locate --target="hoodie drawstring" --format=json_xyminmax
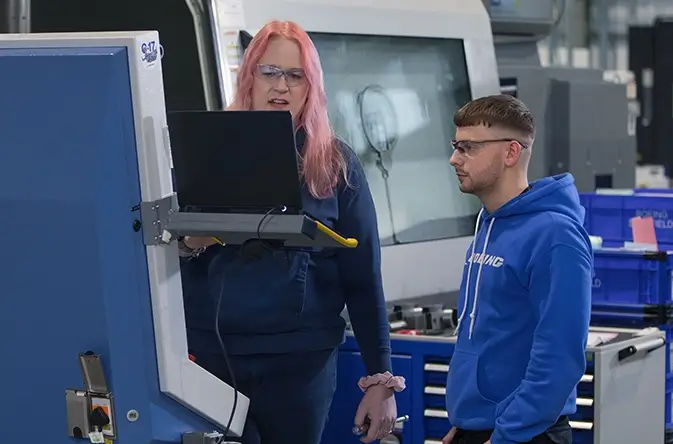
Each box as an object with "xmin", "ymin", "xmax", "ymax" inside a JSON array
[{"xmin": 454, "ymin": 209, "xmax": 496, "ymax": 339}]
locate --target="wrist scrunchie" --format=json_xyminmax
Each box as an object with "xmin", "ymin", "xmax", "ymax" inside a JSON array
[{"xmin": 357, "ymin": 371, "xmax": 406, "ymax": 392}]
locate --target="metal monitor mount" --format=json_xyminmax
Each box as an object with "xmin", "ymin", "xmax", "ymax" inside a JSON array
[{"xmin": 138, "ymin": 194, "xmax": 359, "ymax": 249}]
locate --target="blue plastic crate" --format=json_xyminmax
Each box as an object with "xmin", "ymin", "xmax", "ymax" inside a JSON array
[
  {"xmin": 581, "ymin": 192, "xmax": 673, "ymax": 247},
  {"xmin": 592, "ymin": 249, "xmax": 673, "ymax": 306}
]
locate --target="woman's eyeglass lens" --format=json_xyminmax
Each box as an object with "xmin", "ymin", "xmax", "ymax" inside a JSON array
[{"xmin": 255, "ymin": 64, "xmax": 305, "ymax": 87}]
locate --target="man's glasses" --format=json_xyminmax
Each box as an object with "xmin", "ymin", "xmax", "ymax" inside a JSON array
[
  {"xmin": 451, "ymin": 138, "xmax": 529, "ymax": 155},
  {"xmin": 254, "ymin": 64, "xmax": 306, "ymax": 87}
]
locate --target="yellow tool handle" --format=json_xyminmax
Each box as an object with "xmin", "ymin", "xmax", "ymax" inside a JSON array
[{"xmin": 315, "ymin": 220, "xmax": 358, "ymax": 248}]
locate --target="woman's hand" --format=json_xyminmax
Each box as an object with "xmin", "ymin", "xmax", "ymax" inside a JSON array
[
  {"xmin": 183, "ymin": 236, "xmax": 217, "ymax": 250},
  {"xmin": 353, "ymin": 384, "xmax": 397, "ymax": 443}
]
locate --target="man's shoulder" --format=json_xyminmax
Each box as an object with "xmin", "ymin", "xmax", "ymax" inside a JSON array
[{"xmin": 528, "ymin": 212, "xmax": 591, "ymax": 254}]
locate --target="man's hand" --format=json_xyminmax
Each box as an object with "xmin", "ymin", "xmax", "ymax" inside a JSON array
[
  {"xmin": 442, "ymin": 427, "xmax": 457, "ymax": 444},
  {"xmin": 484, "ymin": 440, "xmax": 491, "ymax": 444}
]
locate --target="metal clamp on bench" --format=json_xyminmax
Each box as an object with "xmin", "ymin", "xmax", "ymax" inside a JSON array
[{"xmin": 139, "ymin": 194, "xmax": 358, "ymax": 249}]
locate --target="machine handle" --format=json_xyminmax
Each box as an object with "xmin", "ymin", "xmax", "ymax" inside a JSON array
[
  {"xmin": 314, "ymin": 220, "xmax": 358, "ymax": 248},
  {"xmin": 617, "ymin": 337, "xmax": 665, "ymax": 362}
]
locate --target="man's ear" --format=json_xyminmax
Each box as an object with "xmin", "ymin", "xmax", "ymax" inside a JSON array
[{"xmin": 504, "ymin": 141, "xmax": 521, "ymax": 167}]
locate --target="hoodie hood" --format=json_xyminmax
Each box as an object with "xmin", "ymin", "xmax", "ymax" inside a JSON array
[
  {"xmin": 454, "ymin": 173, "xmax": 585, "ymax": 339},
  {"xmin": 485, "ymin": 173, "xmax": 585, "ymax": 223}
]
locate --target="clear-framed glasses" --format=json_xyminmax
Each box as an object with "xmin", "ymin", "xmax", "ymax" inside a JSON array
[
  {"xmin": 450, "ymin": 138, "xmax": 528, "ymax": 156},
  {"xmin": 254, "ymin": 64, "xmax": 306, "ymax": 87}
]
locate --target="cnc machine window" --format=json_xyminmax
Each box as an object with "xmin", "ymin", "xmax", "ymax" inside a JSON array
[{"xmin": 310, "ymin": 33, "xmax": 479, "ymax": 245}]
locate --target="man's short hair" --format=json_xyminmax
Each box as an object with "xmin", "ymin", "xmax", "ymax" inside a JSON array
[{"xmin": 454, "ymin": 94, "xmax": 536, "ymax": 140}]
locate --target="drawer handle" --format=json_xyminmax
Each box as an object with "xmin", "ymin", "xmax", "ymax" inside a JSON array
[
  {"xmin": 580, "ymin": 374, "xmax": 593, "ymax": 383},
  {"xmin": 569, "ymin": 421, "xmax": 593, "ymax": 430},
  {"xmin": 424, "ymin": 363, "xmax": 450, "ymax": 372},
  {"xmin": 424, "ymin": 386, "xmax": 446, "ymax": 396},
  {"xmin": 424, "ymin": 408, "xmax": 448, "ymax": 418},
  {"xmin": 576, "ymin": 397, "xmax": 593, "ymax": 407}
]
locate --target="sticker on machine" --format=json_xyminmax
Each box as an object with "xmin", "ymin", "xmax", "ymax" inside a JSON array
[{"xmin": 140, "ymin": 40, "xmax": 160, "ymax": 68}]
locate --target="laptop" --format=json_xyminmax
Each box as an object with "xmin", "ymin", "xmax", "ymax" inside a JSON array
[{"xmin": 167, "ymin": 110, "xmax": 303, "ymax": 214}]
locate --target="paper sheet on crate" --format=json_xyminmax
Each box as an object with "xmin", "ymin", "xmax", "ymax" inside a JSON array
[{"xmin": 631, "ymin": 216, "xmax": 657, "ymax": 246}]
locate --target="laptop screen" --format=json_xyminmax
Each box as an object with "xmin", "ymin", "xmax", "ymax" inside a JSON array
[{"xmin": 167, "ymin": 110, "xmax": 303, "ymax": 214}]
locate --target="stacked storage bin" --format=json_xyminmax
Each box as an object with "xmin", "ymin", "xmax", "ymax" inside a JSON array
[
  {"xmin": 581, "ymin": 191, "xmax": 673, "ymax": 433},
  {"xmin": 579, "ymin": 190, "xmax": 673, "ymax": 249}
]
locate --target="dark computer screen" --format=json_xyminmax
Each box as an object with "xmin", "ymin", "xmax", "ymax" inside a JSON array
[{"xmin": 168, "ymin": 110, "xmax": 303, "ymax": 214}]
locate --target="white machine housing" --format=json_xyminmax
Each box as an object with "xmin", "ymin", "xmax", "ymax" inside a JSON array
[
  {"xmin": 208, "ymin": 0, "xmax": 501, "ymax": 301},
  {"xmin": 0, "ymin": 31, "xmax": 249, "ymax": 436}
]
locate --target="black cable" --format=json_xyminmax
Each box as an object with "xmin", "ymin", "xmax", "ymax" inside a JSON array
[
  {"xmin": 256, "ymin": 205, "xmax": 287, "ymax": 240},
  {"xmin": 214, "ymin": 205, "xmax": 287, "ymax": 443},
  {"xmin": 215, "ymin": 268, "xmax": 238, "ymax": 444},
  {"xmin": 256, "ymin": 205, "xmax": 288, "ymax": 253}
]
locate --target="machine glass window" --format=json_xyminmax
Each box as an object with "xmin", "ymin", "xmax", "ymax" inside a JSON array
[{"xmin": 310, "ymin": 33, "xmax": 480, "ymax": 245}]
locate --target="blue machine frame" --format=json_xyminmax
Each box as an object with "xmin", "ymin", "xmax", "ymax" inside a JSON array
[{"xmin": 0, "ymin": 32, "xmax": 247, "ymax": 443}]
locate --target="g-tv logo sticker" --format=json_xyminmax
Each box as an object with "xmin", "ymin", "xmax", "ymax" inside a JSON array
[{"xmin": 140, "ymin": 40, "xmax": 159, "ymax": 68}]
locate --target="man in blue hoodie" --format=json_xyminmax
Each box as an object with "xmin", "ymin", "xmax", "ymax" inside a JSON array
[{"xmin": 443, "ymin": 95, "xmax": 592, "ymax": 444}]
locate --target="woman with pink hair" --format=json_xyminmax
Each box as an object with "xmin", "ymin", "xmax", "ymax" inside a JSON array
[{"xmin": 178, "ymin": 20, "xmax": 404, "ymax": 444}]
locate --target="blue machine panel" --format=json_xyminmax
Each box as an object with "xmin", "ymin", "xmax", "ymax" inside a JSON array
[{"xmin": 0, "ymin": 47, "xmax": 213, "ymax": 443}]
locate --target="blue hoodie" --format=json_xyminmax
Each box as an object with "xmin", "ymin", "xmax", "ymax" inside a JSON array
[
  {"xmin": 445, "ymin": 173, "xmax": 592, "ymax": 444},
  {"xmin": 180, "ymin": 131, "xmax": 392, "ymax": 375}
]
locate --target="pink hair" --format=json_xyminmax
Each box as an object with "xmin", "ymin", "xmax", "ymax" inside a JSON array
[{"xmin": 230, "ymin": 20, "xmax": 347, "ymax": 199}]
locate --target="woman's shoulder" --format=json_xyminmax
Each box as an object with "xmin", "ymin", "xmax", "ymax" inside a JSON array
[{"xmin": 334, "ymin": 138, "xmax": 363, "ymax": 174}]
